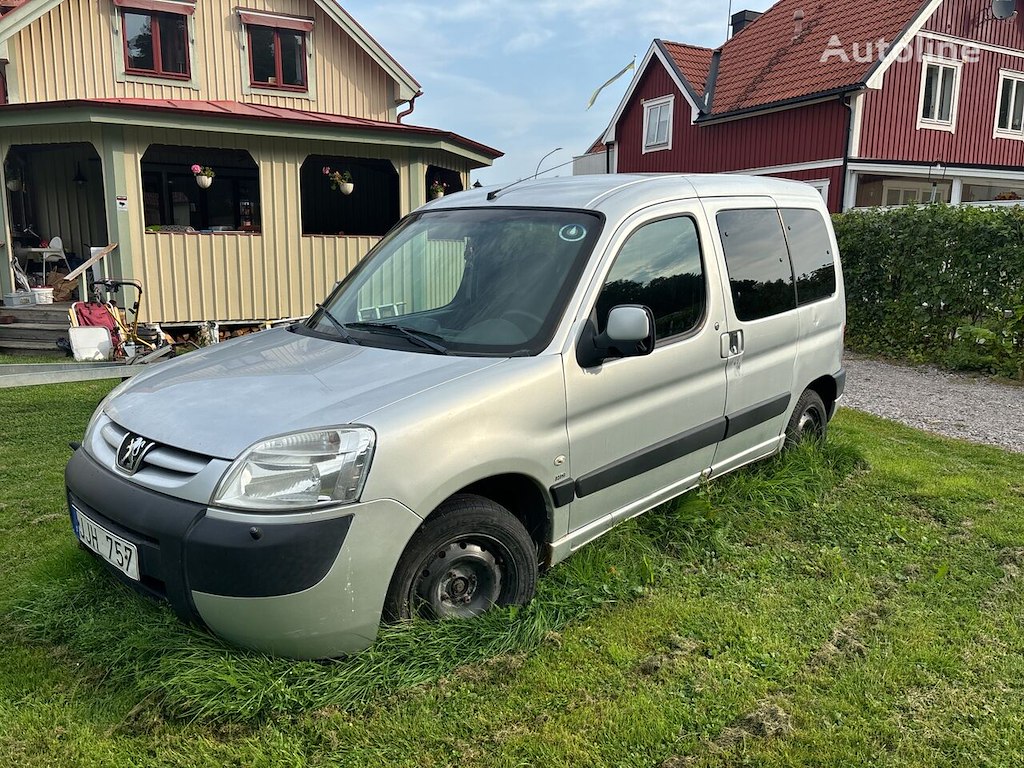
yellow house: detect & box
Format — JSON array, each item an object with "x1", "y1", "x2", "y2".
[{"x1": 0, "y1": 0, "x2": 500, "y2": 327}]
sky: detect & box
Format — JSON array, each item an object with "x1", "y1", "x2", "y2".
[{"x1": 339, "y1": 0, "x2": 775, "y2": 186}]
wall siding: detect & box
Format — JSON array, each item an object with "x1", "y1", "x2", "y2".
[
  {"x1": 859, "y1": 1, "x2": 1024, "y2": 166},
  {"x1": 614, "y1": 60, "x2": 849, "y2": 208},
  {"x1": 11, "y1": 0, "x2": 394, "y2": 119}
]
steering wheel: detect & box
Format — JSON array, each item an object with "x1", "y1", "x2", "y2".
[{"x1": 500, "y1": 309, "x2": 544, "y2": 334}]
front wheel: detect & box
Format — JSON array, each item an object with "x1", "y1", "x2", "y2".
[
  {"x1": 784, "y1": 389, "x2": 828, "y2": 448},
  {"x1": 383, "y1": 494, "x2": 538, "y2": 621}
]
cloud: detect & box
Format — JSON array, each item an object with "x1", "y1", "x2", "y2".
[{"x1": 504, "y1": 29, "x2": 556, "y2": 54}]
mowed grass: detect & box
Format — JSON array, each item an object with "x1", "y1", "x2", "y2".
[{"x1": 1, "y1": 380, "x2": 1023, "y2": 766}]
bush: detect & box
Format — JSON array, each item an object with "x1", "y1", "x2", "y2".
[{"x1": 833, "y1": 204, "x2": 1024, "y2": 378}]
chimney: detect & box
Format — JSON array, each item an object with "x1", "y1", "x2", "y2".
[
  {"x1": 793, "y1": 9, "x2": 805, "y2": 38},
  {"x1": 730, "y1": 9, "x2": 762, "y2": 36}
]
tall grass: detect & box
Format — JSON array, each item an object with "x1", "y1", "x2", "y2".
[{"x1": 12, "y1": 438, "x2": 863, "y2": 724}]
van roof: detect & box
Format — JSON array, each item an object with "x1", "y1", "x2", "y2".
[{"x1": 426, "y1": 173, "x2": 825, "y2": 214}]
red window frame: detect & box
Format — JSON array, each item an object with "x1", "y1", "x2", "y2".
[
  {"x1": 247, "y1": 26, "x2": 308, "y2": 92},
  {"x1": 121, "y1": 10, "x2": 191, "y2": 80}
]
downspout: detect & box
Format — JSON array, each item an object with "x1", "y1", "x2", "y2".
[
  {"x1": 397, "y1": 90, "x2": 422, "y2": 123},
  {"x1": 838, "y1": 93, "x2": 855, "y2": 211}
]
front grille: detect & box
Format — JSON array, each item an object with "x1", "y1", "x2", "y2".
[{"x1": 97, "y1": 419, "x2": 211, "y2": 486}]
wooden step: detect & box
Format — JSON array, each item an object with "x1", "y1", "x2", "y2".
[
  {"x1": 0, "y1": 338, "x2": 65, "y2": 353},
  {"x1": 0, "y1": 305, "x2": 72, "y2": 326},
  {"x1": 0, "y1": 323, "x2": 70, "y2": 341}
]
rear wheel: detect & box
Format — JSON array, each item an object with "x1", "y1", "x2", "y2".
[
  {"x1": 785, "y1": 389, "x2": 828, "y2": 448},
  {"x1": 383, "y1": 494, "x2": 538, "y2": 621}
]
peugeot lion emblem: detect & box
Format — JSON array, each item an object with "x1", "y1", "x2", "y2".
[{"x1": 117, "y1": 434, "x2": 156, "y2": 475}]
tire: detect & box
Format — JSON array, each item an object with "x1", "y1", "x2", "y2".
[
  {"x1": 784, "y1": 389, "x2": 828, "y2": 448},
  {"x1": 383, "y1": 494, "x2": 538, "y2": 622}
]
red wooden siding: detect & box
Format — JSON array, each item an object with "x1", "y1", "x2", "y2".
[
  {"x1": 925, "y1": 0, "x2": 1024, "y2": 47},
  {"x1": 615, "y1": 61, "x2": 848, "y2": 175},
  {"x1": 860, "y1": 41, "x2": 1024, "y2": 164},
  {"x1": 860, "y1": 1, "x2": 1024, "y2": 166}
]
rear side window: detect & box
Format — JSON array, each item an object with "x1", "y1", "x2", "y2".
[
  {"x1": 716, "y1": 209, "x2": 796, "y2": 321},
  {"x1": 596, "y1": 216, "x2": 706, "y2": 342},
  {"x1": 780, "y1": 208, "x2": 836, "y2": 306}
]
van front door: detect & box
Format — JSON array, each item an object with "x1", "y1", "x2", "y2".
[
  {"x1": 701, "y1": 200, "x2": 799, "y2": 475},
  {"x1": 561, "y1": 209, "x2": 729, "y2": 547}
]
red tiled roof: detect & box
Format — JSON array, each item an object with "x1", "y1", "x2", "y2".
[
  {"x1": 0, "y1": 98, "x2": 502, "y2": 158},
  {"x1": 661, "y1": 42, "x2": 714, "y2": 98},
  {"x1": 706, "y1": 0, "x2": 924, "y2": 115}
]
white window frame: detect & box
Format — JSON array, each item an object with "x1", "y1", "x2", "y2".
[
  {"x1": 805, "y1": 178, "x2": 830, "y2": 203},
  {"x1": 994, "y1": 69, "x2": 1024, "y2": 140},
  {"x1": 641, "y1": 95, "x2": 674, "y2": 153},
  {"x1": 916, "y1": 55, "x2": 962, "y2": 133}
]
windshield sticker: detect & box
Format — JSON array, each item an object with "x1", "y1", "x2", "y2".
[{"x1": 559, "y1": 224, "x2": 587, "y2": 242}]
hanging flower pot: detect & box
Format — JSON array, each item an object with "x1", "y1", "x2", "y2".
[
  {"x1": 429, "y1": 179, "x2": 448, "y2": 199},
  {"x1": 6, "y1": 178, "x2": 22, "y2": 192},
  {"x1": 324, "y1": 166, "x2": 353, "y2": 195},
  {"x1": 191, "y1": 163, "x2": 215, "y2": 189}
]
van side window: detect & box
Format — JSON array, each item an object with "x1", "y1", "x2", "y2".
[
  {"x1": 716, "y1": 209, "x2": 796, "y2": 321},
  {"x1": 596, "y1": 216, "x2": 706, "y2": 342},
  {"x1": 780, "y1": 208, "x2": 837, "y2": 306}
]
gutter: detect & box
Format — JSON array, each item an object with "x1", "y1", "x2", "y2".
[
  {"x1": 695, "y1": 84, "x2": 861, "y2": 125},
  {"x1": 396, "y1": 90, "x2": 422, "y2": 124},
  {"x1": 838, "y1": 92, "x2": 857, "y2": 211}
]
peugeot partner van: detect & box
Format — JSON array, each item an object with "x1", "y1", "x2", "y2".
[{"x1": 66, "y1": 174, "x2": 846, "y2": 659}]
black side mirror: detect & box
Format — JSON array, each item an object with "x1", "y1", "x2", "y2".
[{"x1": 576, "y1": 304, "x2": 656, "y2": 368}]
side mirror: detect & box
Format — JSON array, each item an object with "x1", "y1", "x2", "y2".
[{"x1": 576, "y1": 304, "x2": 656, "y2": 367}]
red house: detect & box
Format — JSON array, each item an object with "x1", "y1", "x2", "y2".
[{"x1": 589, "y1": 0, "x2": 1024, "y2": 211}]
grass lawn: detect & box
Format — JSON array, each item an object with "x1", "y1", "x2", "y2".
[{"x1": 1, "y1": 381, "x2": 1022, "y2": 767}]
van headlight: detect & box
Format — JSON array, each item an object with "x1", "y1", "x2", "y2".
[{"x1": 213, "y1": 427, "x2": 375, "y2": 510}]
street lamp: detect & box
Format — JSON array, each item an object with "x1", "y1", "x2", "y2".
[{"x1": 534, "y1": 147, "x2": 563, "y2": 179}]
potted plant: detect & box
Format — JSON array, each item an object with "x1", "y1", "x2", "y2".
[
  {"x1": 429, "y1": 178, "x2": 448, "y2": 199},
  {"x1": 324, "y1": 166, "x2": 354, "y2": 195},
  {"x1": 191, "y1": 163, "x2": 215, "y2": 189}
]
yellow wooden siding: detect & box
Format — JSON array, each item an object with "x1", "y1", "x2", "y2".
[{"x1": 12, "y1": 0, "x2": 394, "y2": 119}]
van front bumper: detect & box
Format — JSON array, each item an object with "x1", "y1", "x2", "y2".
[{"x1": 65, "y1": 447, "x2": 423, "y2": 659}]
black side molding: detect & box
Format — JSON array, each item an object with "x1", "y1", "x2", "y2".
[
  {"x1": 834, "y1": 367, "x2": 846, "y2": 398},
  {"x1": 723, "y1": 393, "x2": 791, "y2": 440},
  {"x1": 550, "y1": 479, "x2": 575, "y2": 508},
  {"x1": 575, "y1": 418, "x2": 726, "y2": 499}
]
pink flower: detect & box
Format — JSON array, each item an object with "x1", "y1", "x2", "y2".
[
  {"x1": 323, "y1": 166, "x2": 331, "y2": 175},
  {"x1": 190, "y1": 164, "x2": 202, "y2": 175}
]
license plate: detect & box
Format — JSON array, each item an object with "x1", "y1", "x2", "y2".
[{"x1": 71, "y1": 505, "x2": 140, "y2": 581}]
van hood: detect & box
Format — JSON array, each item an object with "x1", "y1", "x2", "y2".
[{"x1": 105, "y1": 327, "x2": 505, "y2": 459}]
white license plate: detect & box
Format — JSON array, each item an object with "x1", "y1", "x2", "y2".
[{"x1": 72, "y1": 506, "x2": 140, "y2": 581}]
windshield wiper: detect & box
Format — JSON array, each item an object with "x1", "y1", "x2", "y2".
[
  {"x1": 314, "y1": 303, "x2": 361, "y2": 345},
  {"x1": 347, "y1": 322, "x2": 449, "y2": 355}
]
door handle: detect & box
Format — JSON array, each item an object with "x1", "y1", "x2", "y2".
[{"x1": 720, "y1": 330, "x2": 743, "y2": 358}]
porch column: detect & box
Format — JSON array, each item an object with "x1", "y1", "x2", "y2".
[
  {"x1": 405, "y1": 159, "x2": 428, "y2": 215},
  {"x1": 0, "y1": 139, "x2": 12, "y2": 296},
  {"x1": 98, "y1": 124, "x2": 136, "y2": 283}
]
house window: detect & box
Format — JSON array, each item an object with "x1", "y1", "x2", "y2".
[
  {"x1": 642, "y1": 96, "x2": 673, "y2": 153},
  {"x1": 141, "y1": 145, "x2": 261, "y2": 233},
  {"x1": 995, "y1": 71, "x2": 1024, "y2": 137},
  {"x1": 918, "y1": 58, "x2": 960, "y2": 131},
  {"x1": 300, "y1": 156, "x2": 399, "y2": 236},
  {"x1": 237, "y1": 10, "x2": 313, "y2": 92},
  {"x1": 122, "y1": 10, "x2": 190, "y2": 79}
]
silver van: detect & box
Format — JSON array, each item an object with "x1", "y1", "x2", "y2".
[{"x1": 66, "y1": 174, "x2": 846, "y2": 659}]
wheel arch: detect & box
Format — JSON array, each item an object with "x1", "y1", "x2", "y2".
[
  {"x1": 434, "y1": 473, "x2": 552, "y2": 566},
  {"x1": 805, "y1": 374, "x2": 838, "y2": 419}
]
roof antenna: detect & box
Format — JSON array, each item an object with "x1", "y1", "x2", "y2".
[{"x1": 727, "y1": 0, "x2": 733, "y2": 39}]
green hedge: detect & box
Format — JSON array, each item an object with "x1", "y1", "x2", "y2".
[{"x1": 832, "y1": 204, "x2": 1024, "y2": 378}]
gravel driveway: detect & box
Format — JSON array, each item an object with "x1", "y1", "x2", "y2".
[{"x1": 840, "y1": 355, "x2": 1024, "y2": 453}]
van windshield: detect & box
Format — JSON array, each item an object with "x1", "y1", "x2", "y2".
[{"x1": 306, "y1": 207, "x2": 603, "y2": 356}]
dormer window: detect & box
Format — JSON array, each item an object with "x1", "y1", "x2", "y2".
[
  {"x1": 237, "y1": 9, "x2": 313, "y2": 92},
  {"x1": 114, "y1": 0, "x2": 195, "y2": 81}
]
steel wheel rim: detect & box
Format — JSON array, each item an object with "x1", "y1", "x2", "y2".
[
  {"x1": 411, "y1": 536, "x2": 513, "y2": 619},
  {"x1": 797, "y1": 404, "x2": 824, "y2": 439}
]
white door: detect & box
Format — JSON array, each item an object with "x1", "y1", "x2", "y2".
[
  {"x1": 700, "y1": 200, "x2": 799, "y2": 475},
  {"x1": 561, "y1": 206, "x2": 729, "y2": 546}
]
